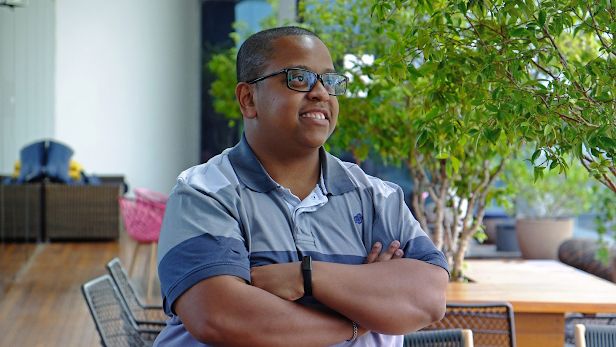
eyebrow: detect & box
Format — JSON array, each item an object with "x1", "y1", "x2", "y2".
[{"x1": 292, "y1": 65, "x2": 337, "y2": 74}]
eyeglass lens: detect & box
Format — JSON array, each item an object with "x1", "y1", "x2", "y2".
[{"x1": 287, "y1": 69, "x2": 347, "y2": 96}]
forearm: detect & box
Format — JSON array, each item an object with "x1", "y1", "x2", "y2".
[
  {"x1": 312, "y1": 259, "x2": 448, "y2": 335},
  {"x1": 175, "y1": 275, "x2": 358, "y2": 347}
]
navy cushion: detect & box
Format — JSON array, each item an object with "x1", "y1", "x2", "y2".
[
  {"x1": 45, "y1": 141, "x2": 74, "y2": 183},
  {"x1": 16, "y1": 141, "x2": 46, "y2": 183}
]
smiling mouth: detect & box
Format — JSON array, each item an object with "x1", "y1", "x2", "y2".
[{"x1": 300, "y1": 112, "x2": 327, "y2": 120}]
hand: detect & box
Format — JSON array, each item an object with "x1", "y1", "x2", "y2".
[
  {"x1": 250, "y1": 262, "x2": 304, "y2": 301},
  {"x1": 364, "y1": 240, "x2": 404, "y2": 264}
]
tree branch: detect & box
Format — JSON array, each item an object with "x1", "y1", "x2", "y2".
[
  {"x1": 587, "y1": 5, "x2": 616, "y2": 59},
  {"x1": 536, "y1": 14, "x2": 599, "y2": 104}
]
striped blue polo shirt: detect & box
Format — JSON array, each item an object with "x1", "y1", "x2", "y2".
[{"x1": 155, "y1": 135, "x2": 449, "y2": 347}]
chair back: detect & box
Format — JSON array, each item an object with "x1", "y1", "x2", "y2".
[
  {"x1": 575, "y1": 324, "x2": 616, "y2": 347},
  {"x1": 106, "y1": 257, "x2": 166, "y2": 324},
  {"x1": 118, "y1": 188, "x2": 168, "y2": 243},
  {"x1": 566, "y1": 313, "x2": 616, "y2": 344},
  {"x1": 421, "y1": 302, "x2": 516, "y2": 347},
  {"x1": 81, "y1": 274, "x2": 158, "y2": 347},
  {"x1": 405, "y1": 329, "x2": 474, "y2": 347}
]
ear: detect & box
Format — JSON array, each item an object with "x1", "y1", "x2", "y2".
[{"x1": 236, "y1": 82, "x2": 257, "y2": 119}]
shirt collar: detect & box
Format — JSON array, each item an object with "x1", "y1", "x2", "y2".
[{"x1": 228, "y1": 133, "x2": 355, "y2": 196}]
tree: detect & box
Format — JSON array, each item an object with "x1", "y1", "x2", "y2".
[
  {"x1": 210, "y1": 0, "x2": 521, "y2": 281},
  {"x1": 370, "y1": 0, "x2": 616, "y2": 262}
]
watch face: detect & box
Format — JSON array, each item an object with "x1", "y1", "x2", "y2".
[{"x1": 302, "y1": 256, "x2": 312, "y2": 270}]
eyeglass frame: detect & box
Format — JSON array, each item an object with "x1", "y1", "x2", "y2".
[{"x1": 246, "y1": 68, "x2": 348, "y2": 96}]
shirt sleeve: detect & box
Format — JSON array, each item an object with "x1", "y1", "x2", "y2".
[
  {"x1": 371, "y1": 181, "x2": 450, "y2": 276},
  {"x1": 157, "y1": 178, "x2": 250, "y2": 315}
]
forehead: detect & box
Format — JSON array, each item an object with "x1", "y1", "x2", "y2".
[{"x1": 267, "y1": 35, "x2": 335, "y2": 73}]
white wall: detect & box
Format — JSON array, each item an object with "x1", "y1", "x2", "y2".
[
  {"x1": 54, "y1": 0, "x2": 200, "y2": 195},
  {"x1": 0, "y1": 1, "x2": 56, "y2": 174}
]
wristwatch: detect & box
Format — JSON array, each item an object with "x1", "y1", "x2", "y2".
[{"x1": 302, "y1": 255, "x2": 312, "y2": 296}]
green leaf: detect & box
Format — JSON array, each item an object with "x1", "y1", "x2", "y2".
[
  {"x1": 485, "y1": 104, "x2": 499, "y2": 112},
  {"x1": 596, "y1": 247, "x2": 611, "y2": 265},
  {"x1": 538, "y1": 10, "x2": 547, "y2": 27},
  {"x1": 533, "y1": 166, "x2": 545, "y2": 182},
  {"x1": 385, "y1": 31, "x2": 400, "y2": 41},
  {"x1": 417, "y1": 130, "x2": 429, "y2": 147},
  {"x1": 599, "y1": 136, "x2": 616, "y2": 150},
  {"x1": 531, "y1": 150, "x2": 541, "y2": 163},
  {"x1": 574, "y1": 141, "x2": 584, "y2": 159},
  {"x1": 450, "y1": 156, "x2": 460, "y2": 173},
  {"x1": 425, "y1": 108, "x2": 440, "y2": 122},
  {"x1": 484, "y1": 128, "x2": 502, "y2": 145},
  {"x1": 436, "y1": 153, "x2": 450, "y2": 159},
  {"x1": 521, "y1": 79, "x2": 548, "y2": 87}
]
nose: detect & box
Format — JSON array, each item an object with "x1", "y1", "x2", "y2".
[{"x1": 307, "y1": 78, "x2": 331, "y2": 101}]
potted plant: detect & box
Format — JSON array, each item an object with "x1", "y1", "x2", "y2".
[{"x1": 500, "y1": 152, "x2": 594, "y2": 259}]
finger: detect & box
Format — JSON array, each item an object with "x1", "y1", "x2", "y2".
[
  {"x1": 365, "y1": 242, "x2": 382, "y2": 264},
  {"x1": 377, "y1": 240, "x2": 400, "y2": 262},
  {"x1": 392, "y1": 248, "x2": 404, "y2": 259}
]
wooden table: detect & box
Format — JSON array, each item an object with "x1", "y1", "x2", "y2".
[{"x1": 447, "y1": 259, "x2": 616, "y2": 347}]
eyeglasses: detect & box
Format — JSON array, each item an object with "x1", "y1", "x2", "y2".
[{"x1": 247, "y1": 68, "x2": 348, "y2": 96}]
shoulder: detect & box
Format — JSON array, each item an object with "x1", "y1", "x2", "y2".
[
  {"x1": 333, "y1": 157, "x2": 401, "y2": 199},
  {"x1": 175, "y1": 148, "x2": 240, "y2": 195}
]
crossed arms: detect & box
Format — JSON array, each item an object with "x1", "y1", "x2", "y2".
[{"x1": 173, "y1": 241, "x2": 449, "y2": 347}]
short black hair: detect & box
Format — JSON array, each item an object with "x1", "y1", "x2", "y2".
[{"x1": 236, "y1": 26, "x2": 321, "y2": 83}]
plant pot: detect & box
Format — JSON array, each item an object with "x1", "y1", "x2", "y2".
[
  {"x1": 496, "y1": 222, "x2": 520, "y2": 252},
  {"x1": 515, "y1": 218, "x2": 574, "y2": 260},
  {"x1": 483, "y1": 216, "x2": 512, "y2": 244}
]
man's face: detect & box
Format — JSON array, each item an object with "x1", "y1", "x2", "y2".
[{"x1": 249, "y1": 35, "x2": 339, "y2": 155}]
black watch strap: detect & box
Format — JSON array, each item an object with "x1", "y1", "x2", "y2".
[{"x1": 302, "y1": 256, "x2": 312, "y2": 296}]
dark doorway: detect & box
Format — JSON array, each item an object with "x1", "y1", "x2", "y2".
[{"x1": 200, "y1": 0, "x2": 241, "y2": 163}]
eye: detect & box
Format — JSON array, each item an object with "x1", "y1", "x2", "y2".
[
  {"x1": 289, "y1": 72, "x2": 306, "y2": 82},
  {"x1": 323, "y1": 76, "x2": 335, "y2": 85}
]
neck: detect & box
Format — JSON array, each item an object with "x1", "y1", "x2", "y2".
[{"x1": 255, "y1": 148, "x2": 321, "y2": 201}]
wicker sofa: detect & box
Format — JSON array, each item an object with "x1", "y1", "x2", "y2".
[
  {"x1": 1, "y1": 176, "x2": 125, "y2": 241},
  {"x1": 0, "y1": 181, "x2": 44, "y2": 241},
  {"x1": 558, "y1": 238, "x2": 616, "y2": 283}
]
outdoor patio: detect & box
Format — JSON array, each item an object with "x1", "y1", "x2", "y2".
[{"x1": 0, "y1": 231, "x2": 161, "y2": 347}]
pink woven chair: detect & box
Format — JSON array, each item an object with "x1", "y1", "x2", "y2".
[{"x1": 118, "y1": 188, "x2": 168, "y2": 299}]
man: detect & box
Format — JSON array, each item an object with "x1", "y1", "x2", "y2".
[{"x1": 154, "y1": 26, "x2": 449, "y2": 347}]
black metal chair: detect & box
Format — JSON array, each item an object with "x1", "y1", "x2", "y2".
[
  {"x1": 82, "y1": 274, "x2": 161, "y2": 347},
  {"x1": 566, "y1": 313, "x2": 616, "y2": 345},
  {"x1": 106, "y1": 257, "x2": 167, "y2": 328},
  {"x1": 405, "y1": 329, "x2": 474, "y2": 347},
  {"x1": 421, "y1": 302, "x2": 516, "y2": 347},
  {"x1": 574, "y1": 324, "x2": 616, "y2": 347}
]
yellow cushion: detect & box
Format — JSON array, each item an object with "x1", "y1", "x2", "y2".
[
  {"x1": 69, "y1": 160, "x2": 83, "y2": 181},
  {"x1": 11, "y1": 160, "x2": 20, "y2": 178}
]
